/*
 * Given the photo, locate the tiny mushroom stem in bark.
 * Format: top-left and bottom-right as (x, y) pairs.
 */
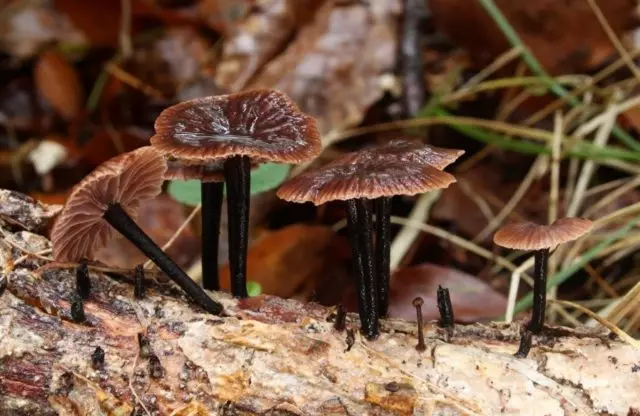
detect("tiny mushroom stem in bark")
(51, 146), (223, 315)
(151, 89), (321, 298)
(494, 217), (593, 357)
(277, 139), (462, 339)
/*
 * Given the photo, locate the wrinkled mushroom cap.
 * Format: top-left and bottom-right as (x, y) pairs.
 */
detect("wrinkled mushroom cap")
(51, 146), (167, 262)
(150, 89), (321, 163)
(493, 217), (593, 251)
(276, 140), (463, 205)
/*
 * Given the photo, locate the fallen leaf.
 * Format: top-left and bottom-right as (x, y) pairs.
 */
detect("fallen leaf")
(248, 0), (401, 135)
(94, 194), (199, 269)
(215, 0), (325, 92)
(387, 263), (507, 322)
(197, 0), (252, 34)
(34, 50), (84, 121)
(53, 0), (126, 47)
(0, 2), (86, 58)
(429, 0), (639, 74)
(219, 224), (349, 300)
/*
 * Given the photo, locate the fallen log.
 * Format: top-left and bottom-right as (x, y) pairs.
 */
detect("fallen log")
(0, 189), (638, 416)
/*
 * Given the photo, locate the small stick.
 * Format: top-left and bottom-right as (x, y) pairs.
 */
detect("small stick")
(514, 330), (533, 358)
(134, 265), (145, 299)
(76, 259), (91, 299)
(345, 329), (355, 353)
(70, 294), (85, 323)
(334, 304), (347, 332)
(148, 354), (164, 379)
(137, 333), (152, 358)
(413, 297), (426, 351)
(91, 346), (105, 370)
(437, 286), (455, 328)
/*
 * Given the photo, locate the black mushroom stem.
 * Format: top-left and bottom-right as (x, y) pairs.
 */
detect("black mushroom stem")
(201, 181), (224, 291)
(103, 203), (223, 315)
(528, 248), (550, 334)
(375, 197), (392, 317)
(346, 198), (379, 340)
(223, 155), (251, 298)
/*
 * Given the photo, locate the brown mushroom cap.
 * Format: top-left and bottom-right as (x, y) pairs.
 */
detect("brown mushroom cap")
(150, 89), (321, 163)
(51, 146), (167, 262)
(493, 217), (594, 251)
(277, 140), (462, 205)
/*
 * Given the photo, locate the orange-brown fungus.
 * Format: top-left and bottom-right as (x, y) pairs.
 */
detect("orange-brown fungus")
(151, 89), (321, 163)
(493, 217), (594, 251)
(277, 139), (463, 205)
(51, 146), (167, 262)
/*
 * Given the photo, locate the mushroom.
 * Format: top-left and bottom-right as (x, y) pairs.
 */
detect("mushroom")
(164, 156), (227, 291)
(151, 89), (321, 298)
(493, 218), (593, 350)
(276, 139), (461, 339)
(51, 146), (223, 315)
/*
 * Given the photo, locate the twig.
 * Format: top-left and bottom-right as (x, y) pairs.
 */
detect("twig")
(505, 256), (534, 322)
(119, 0), (133, 59)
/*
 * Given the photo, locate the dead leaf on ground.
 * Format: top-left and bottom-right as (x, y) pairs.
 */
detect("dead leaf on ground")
(430, 0), (639, 74)
(215, 0), (326, 92)
(197, 0), (252, 35)
(232, 0), (400, 135)
(34, 50), (84, 121)
(94, 194), (199, 269)
(125, 27), (211, 97)
(0, 1), (86, 58)
(53, 0), (128, 47)
(219, 224), (350, 300)
(388, 263), (507, 322)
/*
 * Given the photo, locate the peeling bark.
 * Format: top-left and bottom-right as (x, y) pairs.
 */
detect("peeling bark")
(0, 189), (639, 416)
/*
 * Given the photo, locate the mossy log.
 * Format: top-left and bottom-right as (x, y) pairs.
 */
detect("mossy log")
(0, 189), (639, 416)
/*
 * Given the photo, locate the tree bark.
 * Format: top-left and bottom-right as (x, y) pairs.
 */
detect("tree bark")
(0, 189), (639, 416)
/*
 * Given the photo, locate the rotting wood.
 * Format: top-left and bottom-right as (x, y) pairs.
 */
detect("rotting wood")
(0, 189), (639, 416)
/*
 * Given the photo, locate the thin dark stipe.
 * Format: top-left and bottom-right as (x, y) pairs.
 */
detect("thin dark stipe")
(76, 259), (91, 299)
(528, 248), (549, 334)
(138, 333), (152, 358)
(70, 294), (85, 323)
(224, 155), (251, 298)
(103, 203), (223, 314)
(346, 201), (368, 334)
(148, 354), (164, 379)
(515, 330), (533, 358)
(437, 286), (455, 328)
(201, 181), (224, 291)
(400, 0), (428, 116)
(134, 264), (145, 299)
(413, 297), (426, 351)
(334, 304), (347, 332)
(375, 197), (391, 318)
(345, 329), (356, 352)
(91, 346), (105, 370)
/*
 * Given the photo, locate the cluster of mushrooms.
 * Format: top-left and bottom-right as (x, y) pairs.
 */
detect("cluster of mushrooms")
(51, 89), (593, 357)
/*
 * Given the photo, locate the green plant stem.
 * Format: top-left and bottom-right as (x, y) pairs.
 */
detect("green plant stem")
(477, 0), (640, 151)
(511, 214), (640, 316)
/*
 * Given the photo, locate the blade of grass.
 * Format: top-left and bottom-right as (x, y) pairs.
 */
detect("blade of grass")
(511, 214), (640, 316)
(477, 0), (640, 151)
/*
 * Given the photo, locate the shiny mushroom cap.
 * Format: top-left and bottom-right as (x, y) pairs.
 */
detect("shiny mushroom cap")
(493, 217), (594, 251)
(277, 140), (463, 205)
(51, 146), (167, 262)
(150, 89), (321, 163)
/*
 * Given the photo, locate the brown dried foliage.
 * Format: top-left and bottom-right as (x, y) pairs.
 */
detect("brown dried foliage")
(34, 50), (84, 121)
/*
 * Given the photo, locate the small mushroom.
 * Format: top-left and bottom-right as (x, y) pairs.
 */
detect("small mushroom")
(277, 139), (461, 339)
(494, 218), (593, 343)
(51, 146), (222, 315)
(412, 297), (426, 352)
(151, 89), (321, 298)
(164, 156), (228, 291)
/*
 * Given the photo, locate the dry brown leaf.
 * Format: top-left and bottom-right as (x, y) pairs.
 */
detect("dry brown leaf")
(34, 50), (84, 121)
(215, 0), (326, 92)
(219, 224), (349, 300)
(221, 0), (400, 135)
(388, 263), (507, 322)
(430, 0), (639, 74)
